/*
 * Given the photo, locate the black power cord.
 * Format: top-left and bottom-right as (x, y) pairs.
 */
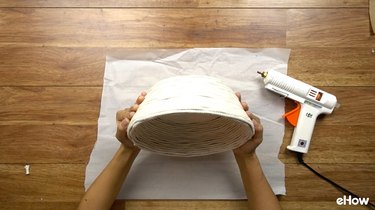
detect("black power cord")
(296, 152), (375, 209)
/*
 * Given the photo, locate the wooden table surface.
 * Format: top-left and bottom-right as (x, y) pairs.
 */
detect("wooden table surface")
(0, 1), (374, 209)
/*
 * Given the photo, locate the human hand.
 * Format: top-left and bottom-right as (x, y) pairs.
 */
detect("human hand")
(233, 92), (263, 157)
(116, 91), (147, 150)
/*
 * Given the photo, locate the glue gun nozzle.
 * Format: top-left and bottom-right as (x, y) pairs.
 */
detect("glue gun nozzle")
(257, 71), (268, 78)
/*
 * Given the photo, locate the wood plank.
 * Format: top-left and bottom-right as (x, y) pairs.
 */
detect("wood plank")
(121, 200), (372, 210)
(0, 201), (369, 210)
(287, 9), (375, 47)
(0, 0), (368, 8)
(0, 0), (199, 8)
(0, 202), (79, 210)
(284, 87), (375, 125)
(288, 48), (375, 86)
(1, 164), (373, 203)
(120, 200), (248, 210)
(0, 87), (373, 124)
(279, 125), (375, 164)
(0, 164), (84, 202)
(0, 86), (372, 164)
(122, 200), (371, 210)
(0, 124), (96, 164)
(197, 0), (369, 8)
(0, 87), (101, 123)
(279, 202), (370, 210)
(0, 1), (373, 210)
(1, 47), (374, 87)
(283, 164), (375, 202)
(1, 124), (372, 164)
(0, 47), (106, 87)
(0, 8), (286, 48)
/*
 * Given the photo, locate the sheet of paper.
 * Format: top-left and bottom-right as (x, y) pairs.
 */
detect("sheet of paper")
(85, 48), (290, 199)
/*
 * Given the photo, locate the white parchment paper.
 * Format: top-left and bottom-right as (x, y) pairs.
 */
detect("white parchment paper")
(85, 48), (290, 199)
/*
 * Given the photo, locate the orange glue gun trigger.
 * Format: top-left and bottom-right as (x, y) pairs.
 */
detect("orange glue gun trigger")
(283, 101), (301, 127)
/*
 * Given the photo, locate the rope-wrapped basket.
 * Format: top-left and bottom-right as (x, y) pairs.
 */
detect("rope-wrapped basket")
(127, 75), (255, 157)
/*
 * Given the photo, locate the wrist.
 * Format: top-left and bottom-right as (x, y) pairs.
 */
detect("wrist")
(233, 151), (259, 166)
(118, 144), (140, 161)
(233, 149), (257, 159)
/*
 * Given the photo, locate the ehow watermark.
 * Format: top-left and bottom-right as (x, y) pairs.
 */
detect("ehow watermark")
(336, 195), (369, 206)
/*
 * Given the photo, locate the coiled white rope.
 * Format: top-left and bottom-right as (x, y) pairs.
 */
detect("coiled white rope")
(127, 75), (254, 157)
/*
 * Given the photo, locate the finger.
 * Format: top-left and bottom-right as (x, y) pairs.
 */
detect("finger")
(116, 110), (124, 121)
(252, 118), (263, 133)
(241, 101), (249, 111)
(116, 108), (130, 121)
(135, 95), (144, 105)
(247, 113), (263, 134)
(246, 111), (252, 119)
(251, 118), (263, 140)
(116, 118), (130, 141)
(130, 104), (139, 112)
(235, 92), (241, 101)
(135, 92), (147, 105)
(120, 118), (130, 131)
(248, 112), (260, 123)
(140, 91), (147, 96)
(129, 111), (135, 119)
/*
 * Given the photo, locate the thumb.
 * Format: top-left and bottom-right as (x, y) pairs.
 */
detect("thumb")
(116, 118), (129, 142)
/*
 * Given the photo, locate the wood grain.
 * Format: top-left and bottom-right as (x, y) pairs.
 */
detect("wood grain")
(0, 0), (200, 8)
(0, 202), (79, 210)
(279, 202), (369, 210)
(284, 87), (375, 125)
(0, 8), (286, 48)
(198, 0), (369, 8)
(0, 47), (106, 86)
(1, 47), (374, 87)
(0, 86), (373, 165)
(279, 125), (375, 164)
(284, 164), (375, 202)
(0, 124), (96, 163)
(121, 200), (370, 210)
(287, 9), (374, 47)
(0, 164), (373, 203)
(0, 124), (373, 164)
(0, 2), (374, 209)
(0, 201), (369, 210)
(288, 48), (375, 86)
(0, 164), (84, 202)
(0, 87), (101, 123)
(0, 87), (372, 124)
(0, 0), (368, 8)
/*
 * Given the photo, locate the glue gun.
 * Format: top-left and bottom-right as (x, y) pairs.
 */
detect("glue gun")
(257, 70), (338, 153)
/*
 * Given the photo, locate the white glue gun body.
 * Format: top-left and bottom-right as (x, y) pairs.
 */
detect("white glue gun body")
(258, 70), (338, 153)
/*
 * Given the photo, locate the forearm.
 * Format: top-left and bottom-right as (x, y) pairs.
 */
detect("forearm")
(78, 145), (139, 210)
(234, 153), (281, 210)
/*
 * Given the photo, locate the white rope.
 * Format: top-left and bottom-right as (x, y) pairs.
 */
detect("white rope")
(127, 75), (254, 157)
